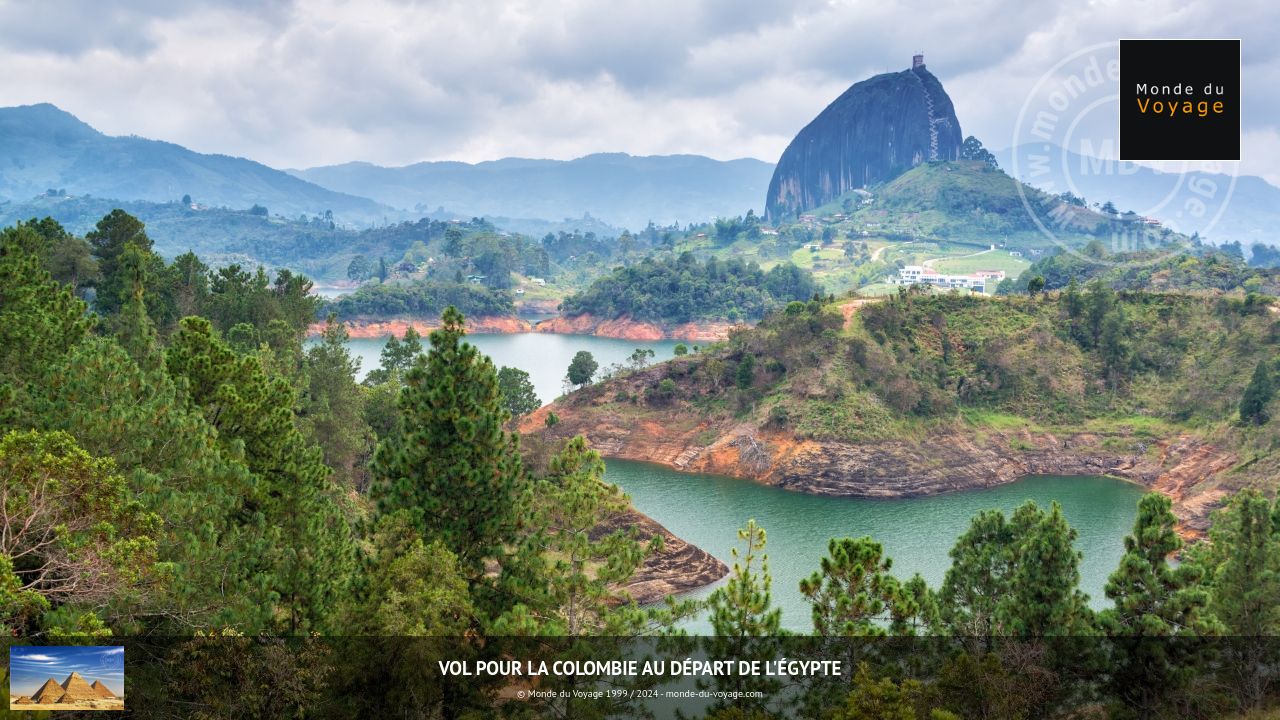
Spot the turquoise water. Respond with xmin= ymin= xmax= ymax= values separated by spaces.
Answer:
xmin=335 ymin=332 xmax=1145 ymax=634
xmin=338 ymin=334 xmax=681 ymax=406
xmin=604 ymin=460 xmax=1146 ymax=633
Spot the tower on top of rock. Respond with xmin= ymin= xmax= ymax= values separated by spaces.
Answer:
xmin=912 ymin=53 xmax=925 ymax=70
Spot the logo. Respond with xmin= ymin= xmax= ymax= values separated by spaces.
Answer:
xmin=1011 ymin=41 xmax=1238 ymax=266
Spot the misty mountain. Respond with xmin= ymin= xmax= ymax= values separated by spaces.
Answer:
xmin=289 ymin=153 xmax=775 ymax=231
xmin=0 ymin=103 xmax=393 ymax=223
xmin=995 ymin=144 xmax=1280 ymax=250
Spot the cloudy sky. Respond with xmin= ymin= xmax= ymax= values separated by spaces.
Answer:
xmin=2 ymin=0 xmax=1278 ymax=181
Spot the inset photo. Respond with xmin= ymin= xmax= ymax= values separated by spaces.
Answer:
xmin=9 ymin=646 xmax=124 ymax=711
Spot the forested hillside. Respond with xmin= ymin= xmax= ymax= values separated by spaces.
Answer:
xmin=0 ymin=211 xmax=704 ymax=645
xmin=1006 ymin=240 xmax=1280 ymax=295
xmin=559 ymin=253 xmax=820 ymax=323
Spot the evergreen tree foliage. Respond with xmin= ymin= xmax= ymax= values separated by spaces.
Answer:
xmin=1239 ymin=360 xmax=1274 ymax=425
xmin=299 ymin=315 xmax=375 ymax=489
xmin=1101 ymin=493 xmax=1214 ymax=635
xmin=707 ymin=519 xmax=782 ymax=638
xmin=505 ymin=436 xmax=667 ymax=635
xmin=370 ymin=307 xmax=527 ymax=571
xmin=166 ymin=317 xmax=356 ymax=632
xmin=1100 ymin=493 xmax=1219 ymax=718
xmin=382 ymin=326 xmax=423 ymax=373
xmin=1199 ymin=490 xmax=1280 ymax=636
xmin=340 ymin=512 xmax=473 ymax=635
xmin=702 ymin=519 xmax=787 ymax=718
xmin=112 ymin=241 xmax=164 ymax=370
xmin=800 ymin=536 xmax=937 ymax=636
xmin=941 ymin=502 xmax=1092 ymax=637
xmin=996 ymin=502 xmax=1093 ymax=636
xmin=939 ymin=509 xmax=1016 ymax=636
xmin=86 ymin=208 xmax=152 ymax=315
xmin=0 ymin=228 xmax=95 ymax=424
xmin=36 ymin=337 xmax=271 ymax=630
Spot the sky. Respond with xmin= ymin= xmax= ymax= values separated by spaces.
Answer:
xmin=9 ymin=646 xmax=125 ymax=697
xmin=1 ymin=0 xmax=1278 ymax=183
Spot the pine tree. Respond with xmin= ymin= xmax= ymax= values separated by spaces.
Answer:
xmin=1239 ymin=360 xmax=1274 ymax=425
xmin=702 ymin=519 xmax=786 ymax=718
xmin=0 ymin=226 xmax=95 ymax=425
xmin=1100 ymin=493 xmax=1218 ymax=717
xmin=112 ymin=242 xmax=163 ymax=371
xmin=707 ymin=519 xmax=782 ymax=638
xmin=382 ymin=326 xmax=422 ymax=373
xmin=996 ymin=502 xmax=1093 ymax=636
xmin=86 ymin=209 xmax=152 ymax=315
xmin=1195 ymin=490 xmax=1280 ymax=710
xmin=300 ymin=315 xmax=374 ymax=489
xmin=801 ymin=536 xmax=935 ymax=636
xmin=167 ymin=317 xmax=356 ymax=632
xmin=36 ymin=337 xmax=272 ymax=631
xmin=496 ymin=436 xmax=668 ymax=635
xmin=1102 ymin=493 xmax=1213 ymax=635
xmin=939 ymin=509 xmax=1017 ymax=636
xmin=370 ymin=307 xmax=526 ymax=571
xmin=1202 ymin=490 xmax=1280 ymax=636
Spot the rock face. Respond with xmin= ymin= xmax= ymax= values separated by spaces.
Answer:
xmin=766 ymin=60 xmax=962 ymax=220
xmin=534 ymin=313 xmax=741 ymax=342
xmin=605 ymin=508 xmax=728 ymax=603
xmin=315 ymin=315 xmax=532 ymax=339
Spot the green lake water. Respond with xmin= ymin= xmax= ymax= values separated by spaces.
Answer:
xmin=606 ymin=461 xmax=1146 ymax=633
xmin=337 ymin=332 xmax=1146 ymax=633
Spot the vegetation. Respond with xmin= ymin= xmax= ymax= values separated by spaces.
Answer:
xmin=560 ymin=252 xmax=820 ymax=323
xmin=9 ymin=208 xmax=1280 ymax=716
xmin=1007 ymin=240 xmax=1280 ymax=295
xmin=564 ymin=287 xmax=1279 ymax=447
xmin=327 ymin=278 xmax=515 ymax=320
xmin=567 ymin=350 xmax=598 ymax=388
xmin=497 ymin=366 xmax=541 ymax=417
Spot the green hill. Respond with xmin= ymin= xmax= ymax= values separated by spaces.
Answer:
xmin=530 ymin=289 xmax=1280 ymax=534
xmin=811 ymin=160 xmax=1176 ymax=257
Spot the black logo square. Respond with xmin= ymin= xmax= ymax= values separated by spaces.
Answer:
xmin=1120 ymin=39 xmax=1240 ymax=161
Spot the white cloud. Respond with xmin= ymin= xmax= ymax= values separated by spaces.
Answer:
xmin=0 ymin=0 xmax=1276 ymax=173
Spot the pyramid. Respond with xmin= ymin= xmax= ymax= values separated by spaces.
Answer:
xmin=31 ymin=677 xmax=65 ymax=704
xmin=91 ymin=680 xmax=118 ymax=699
xmin=13 ymin=695 xmax=32 ymax=704
xmin=60 ymin=671 xmax=101 ymax=702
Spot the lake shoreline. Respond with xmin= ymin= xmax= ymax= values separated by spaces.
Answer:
xmin=520 ymin=388 xmax=1234 ymax=541
xmin=314 ymin=315 xmax=740 ymax=342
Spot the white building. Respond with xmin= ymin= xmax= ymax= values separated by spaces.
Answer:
xmin=895 ymin=265 xmax=1006 ymax=294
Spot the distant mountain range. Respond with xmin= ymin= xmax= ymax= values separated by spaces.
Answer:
xmin=0 ymin=104 xmax=392 ymax=223
xmin=995 ymin=144 xmax=1280 ymax=250
xmin=0 ymin=103 xmax=774 ymax=232
xmin=289 ymin=153 xmax=775 ymax=231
